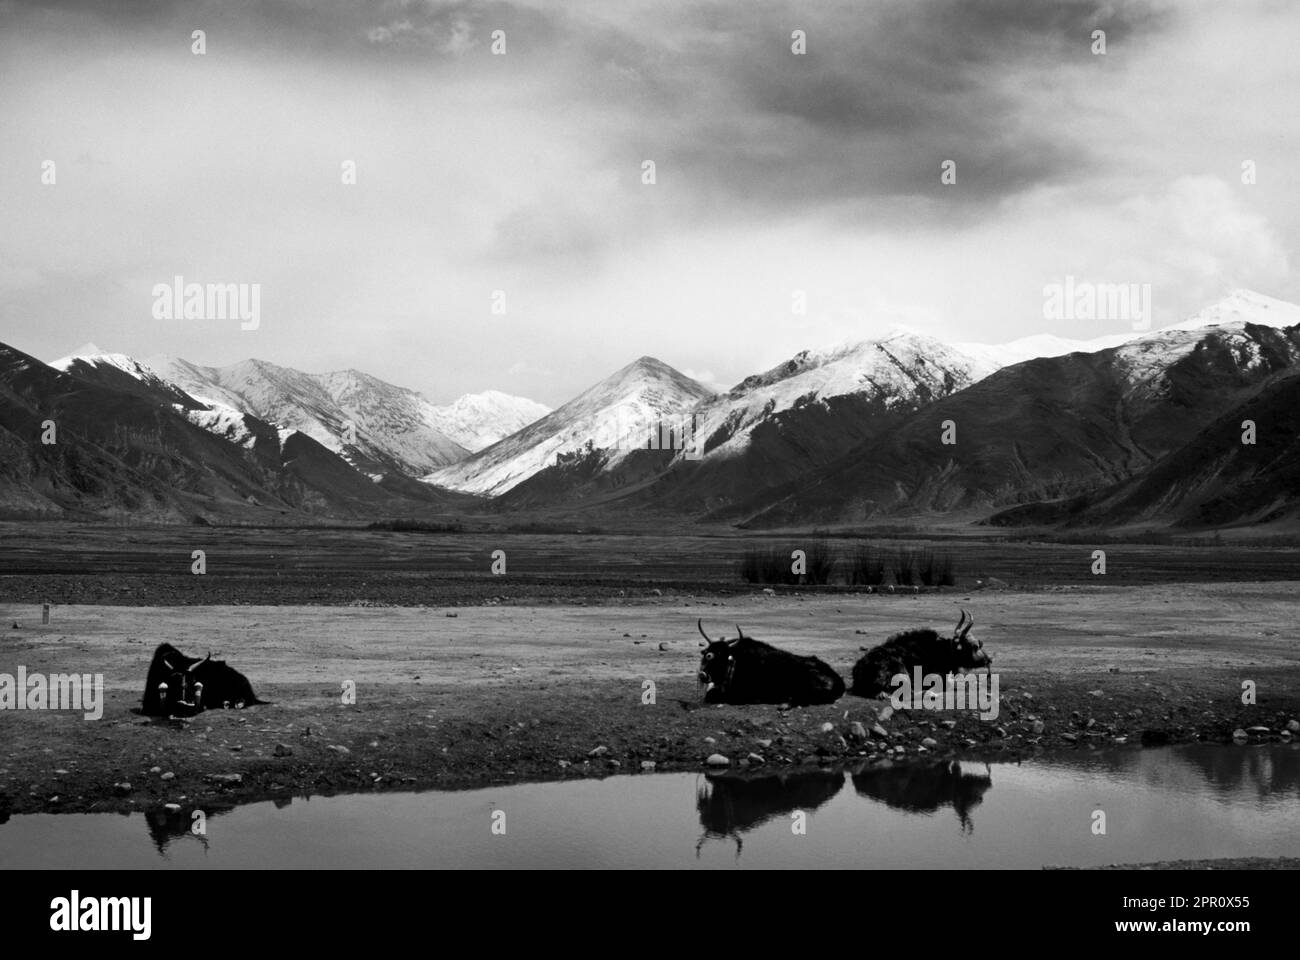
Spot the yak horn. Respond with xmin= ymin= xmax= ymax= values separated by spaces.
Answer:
xmin=734 ymin=623 xmax=746 ymax=640
xmin=958 ymin=610 xmax=974 ymax=638
xmin=697 ymin=619 xmax=713 ymax=644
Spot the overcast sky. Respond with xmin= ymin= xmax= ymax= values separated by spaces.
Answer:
xmin=1 ymin=0 xmax=1297 ymax=405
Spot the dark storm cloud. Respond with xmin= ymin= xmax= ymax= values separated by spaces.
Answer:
xmin=3 ymin=0 xmax=1176 ymax=223
xmin=599 ymin=0 xmax=1174 ymax=214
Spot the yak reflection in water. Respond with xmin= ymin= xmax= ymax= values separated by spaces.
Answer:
xmin=851 ymin=759 xmax=993 ymax=834
xmin=696 ymin=759 xmax=995 ymax=857
xmin=144 ymin=797 xmax=292 ymax=857
xmin=696 ymin=768 xmax=845 ymax=857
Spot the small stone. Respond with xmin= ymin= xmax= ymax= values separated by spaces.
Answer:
xmin=871 ymin=723 xmax=889 ymax=739
xmin=1287 ymin=719 xmax=1300 ymax=733
xmin=747 ymin=753 xmax=765 ymax=764
xmin=940 ymin=719 xmax=957 ymax=730
xmin=755 ymin=738 xmax=772 ymax=748
xmin=820 ymin=722 xmax=835 ymax=734
xmin=1088 ymin=689 xmax=1104 ymax=697
xmin=608 ymin=759 xmax=621 ymax=769
xmin=164 ymin=803 xmax=181 ymax=813
xmin=849 ymin=722 xmax=868 ymax=741
xmin=878 ymin=706 xmax=894 ymax=722
xmin=761 ymin=588 xmax=775 ymax=596
xmin=640 ymin=761 xmax=656 ymax=772
xmin=703 ymin=736 xmax=716 ymax=744
xmin=1031 ymin=720 xmax=1046 ymax=735
xmin=114 ymin=782 xmax=132 ymax=794
xmin=651 ymin=588 xmax=663 ymax=597
xmin=326 ymin=744 xmax=351 ymax=755
xmin=705 ymin=753 xmax=730 ymax=767
xmin=921 ymin=737 xmax=938 ymax=749
xmin=558 ymin=760 xmax=571 ymax=768
xmin=160 ymin=772 xmax=175 ymax=781
xmin=993 ymin=727 xmax=1007 ymax=739
xmin=445 ymin=612 xmax=458 ymax=617
xmin=204 ymin=773 xmax=242 ymax=785
xmin=1113 ymin=737 xmax=1128 ymax=744
xmin=149 ymin=766 xmax=161 ymax=774
xmin=1086 ymin=718 xmax=1096 ymax=729
xmin=273 ymin=743 xmax=293 ymax=757
xmin=1062 ymin=733 xmax=1078 ymax=743
xmin=588 ymin=745 xmax=609 ymax=757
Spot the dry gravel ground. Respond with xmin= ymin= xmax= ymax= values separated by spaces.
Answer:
xmin=2 ymin=582 xmax=1298 ymax=872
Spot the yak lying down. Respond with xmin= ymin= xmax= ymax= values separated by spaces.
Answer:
xmin=141 ymin=643 xmax=267 ymax=717
xmin=697 ymin=620 xmax=844 ymax=706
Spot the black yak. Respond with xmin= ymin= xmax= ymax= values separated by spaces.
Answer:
xmin=696 ymin=620 xmax=845 ymax=706
xmin=849 ymin=609 xmax=992 ymax=698
xmin=141 ymin=643 xmax=266 ymax=717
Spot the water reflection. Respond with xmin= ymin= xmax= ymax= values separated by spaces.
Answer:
xmin=851 ymin=760 xmax=993 ymax=834
xmin=2 ymin=744 xmax=1296 ymax=869
xmin=695 ymin=769 xmax=844 ymax=857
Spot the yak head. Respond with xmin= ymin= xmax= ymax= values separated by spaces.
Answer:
xmin=155 ymin=651 xmax=208 ymax=713
xmin=696 ymin=619 xmax=748 ymax=696
xmin=948 ymin=610 xmax=992 ymax=673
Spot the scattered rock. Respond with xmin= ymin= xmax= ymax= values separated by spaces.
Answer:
xmin=640 ymin=761 xmax=656 ymax=772
xmin=588 ymin=745 xmax=609 ymax=757
xmin=274 ymin=743 xmax=293 ymax=757
xmin=921 ymin=737 xmax=938 ymax=749
xmin=1088 ymin=690 xmax=1104 ymax=697
xmin=651 ymin=588 xmax=663 ymax=597
xmin=1031 ymin=720 xmax=1045 ymax=735
xmin=705 ymin=753 xmax=730 ymax=767
xmin=849 ymin=722 xmax=868 ymax=741
xmin=940 ymin=720 xmax=957 ymax=730
xmin=1085 ymin=718 xmax=1096 ymax=730
xmin=163 ymin=803 xmax=181 ymax=813
xmin=755 ymin=738 xmax=773 ymax=748
xmin=445 ymin=612 xmax=458 ymax=618
xmin=149 ymin=766 xmax=161 ymax=774
xmin=1061 ymin=733 xmax=1078 ymax=743
xmin=820 ymin=722 xmax=835 ymax=734
xmin=993 ymin=727 xmax=1007 ymax=739
xmin=870 ymin=723 xmax=889 ymax=740
xmin=1287 ymin=720 xmax=1300 ymax=733
xmin=558 ymin=760 xmax=570 ymax=769
xmin=878 ymin=706 xmax=894 ymax=722
xmin=761 ymin=588 xmax=775 ymax=596
xmin=1232 ymin=729 xmax=1248 ymax=742
xmin=114 ymin=782 xmax=132 ymax=795
xmin=747 ymin=753 xmax=765 ymax=765
xmin=160 ymin=772 xmax=175 ymax=781
xmin=326 ymin=744 xmax=351 ymax=755
xmin=204 ymin=773 xmax=242 ymax=785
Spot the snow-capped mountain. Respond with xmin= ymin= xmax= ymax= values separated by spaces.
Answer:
xmin=691 ymin=328 xmax=1000 ymax=464
xmin=134 ymin=357 xmax=469 ymax=477
xmin=955 ymin=289 xmax=1300 ymax=368
xmin=426 ymin=390 xmax=551 ymax=452
xmin=732 ymin=291 xmax=1300 ymax=528
xmin=426 ymin=357 xmax=714 ymax=496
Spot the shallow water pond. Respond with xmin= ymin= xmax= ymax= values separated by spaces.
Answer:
xmin=2 ymin=744 xmax=1297 ymax=868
